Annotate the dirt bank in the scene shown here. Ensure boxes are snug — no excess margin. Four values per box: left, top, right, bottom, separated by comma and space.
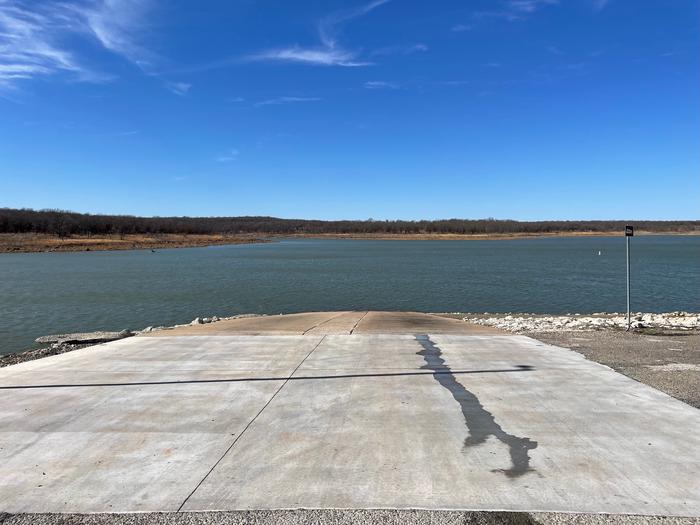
0, 233, 267, 253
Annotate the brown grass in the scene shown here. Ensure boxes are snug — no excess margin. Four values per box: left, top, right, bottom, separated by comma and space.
0, 233, 267, 253
276, 231, 699, 241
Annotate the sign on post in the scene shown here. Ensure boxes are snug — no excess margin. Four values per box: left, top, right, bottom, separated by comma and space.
625, 225, 633, 330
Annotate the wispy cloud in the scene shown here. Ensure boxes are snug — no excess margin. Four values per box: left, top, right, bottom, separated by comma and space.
364, 79, 470, 91
592, 0, 609, 11
248, 0, 390, 67
473, 0, 558, 23
82, 1, 194, 93
317, 0, 390, 48
249, 47, 369, 67
0, 0, 187, 93
364, 80, 399, 89
370, 43, 428, 56
0, 0, 102, 88
508, 0, 559, 14
167, 81, 191, 96
79, 0, 158, 72
216, 148, 239, 162
254, 96, 322, 107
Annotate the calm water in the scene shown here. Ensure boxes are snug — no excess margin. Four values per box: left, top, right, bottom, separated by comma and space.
1, 236, 698, 356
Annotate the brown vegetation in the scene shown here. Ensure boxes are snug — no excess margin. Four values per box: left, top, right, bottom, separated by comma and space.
3, 207, 699, 236
1, 208, 698, 253
0, 233, 265, 253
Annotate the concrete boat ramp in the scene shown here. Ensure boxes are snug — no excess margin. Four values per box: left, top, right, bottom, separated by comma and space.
0, 312, 698, 519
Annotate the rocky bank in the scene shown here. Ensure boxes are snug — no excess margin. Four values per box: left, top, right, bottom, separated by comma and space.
463, 312, 700, 333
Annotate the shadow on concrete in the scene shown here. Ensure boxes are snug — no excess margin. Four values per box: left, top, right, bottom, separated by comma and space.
416, 334, 538, 478
0, 367, 533, 390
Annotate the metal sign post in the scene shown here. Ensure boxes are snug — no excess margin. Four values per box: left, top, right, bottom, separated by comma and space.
625, 225, 634, 331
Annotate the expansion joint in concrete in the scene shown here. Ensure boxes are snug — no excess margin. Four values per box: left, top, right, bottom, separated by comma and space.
175, 335, 327, 512
349, 311, 370, 334
302, 312, 348, 335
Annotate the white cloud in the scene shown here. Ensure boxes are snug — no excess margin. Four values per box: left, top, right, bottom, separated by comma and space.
473, 0, 558, 23
167, 81, 191, 95
250, 47, 369, 67
249, 0, 389, 67
0, 1, 95, 88
317, 0, 390, 48
507, 0, 559, 13
364, 80, 399, 89
254, 96, 322, 107
0, 0, 185, 93
81, 0, 157, 72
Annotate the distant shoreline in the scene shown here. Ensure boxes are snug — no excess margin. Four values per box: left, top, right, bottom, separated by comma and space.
0, 230, 697, 253
275, 231, 699, 241
0, 233, 267, 253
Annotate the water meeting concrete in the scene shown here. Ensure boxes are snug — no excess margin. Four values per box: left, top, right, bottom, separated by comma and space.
0, 312, 698, 516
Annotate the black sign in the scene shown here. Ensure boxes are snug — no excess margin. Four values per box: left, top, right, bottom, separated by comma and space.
625, 225, 634, 237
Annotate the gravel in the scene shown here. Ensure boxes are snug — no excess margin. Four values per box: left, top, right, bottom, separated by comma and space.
463, 312, 699, 332
0, 343, 94, 368
525, 329, 700, 408
1, 511, 697, 525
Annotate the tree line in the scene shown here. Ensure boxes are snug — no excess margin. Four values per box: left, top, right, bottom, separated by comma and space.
1, 208, 698, 237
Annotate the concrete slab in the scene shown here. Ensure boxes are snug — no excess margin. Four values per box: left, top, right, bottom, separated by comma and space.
142, 312, 344, 336
1, 333, 698, 516
180, 335, 700, 515
356, 311, 501, 334
304, 311, 367, 335
141, 311, 503, 337
0, 336, 323, 513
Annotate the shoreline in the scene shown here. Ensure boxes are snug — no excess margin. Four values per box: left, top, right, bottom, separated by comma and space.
3, 311, 697, 369
2, 311, 697, 409
1, 230, 698, 253
0, 233, 268, 253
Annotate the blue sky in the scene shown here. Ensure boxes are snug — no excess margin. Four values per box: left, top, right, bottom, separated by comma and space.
1, 0, 698, 220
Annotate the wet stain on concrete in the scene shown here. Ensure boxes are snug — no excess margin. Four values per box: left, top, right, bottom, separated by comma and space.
416, 335, 538, 478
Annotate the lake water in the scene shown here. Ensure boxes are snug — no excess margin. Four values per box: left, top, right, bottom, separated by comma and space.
1, 236, 698, 356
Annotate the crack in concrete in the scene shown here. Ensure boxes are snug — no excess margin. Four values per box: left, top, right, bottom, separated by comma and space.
415, 335, 538, 478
